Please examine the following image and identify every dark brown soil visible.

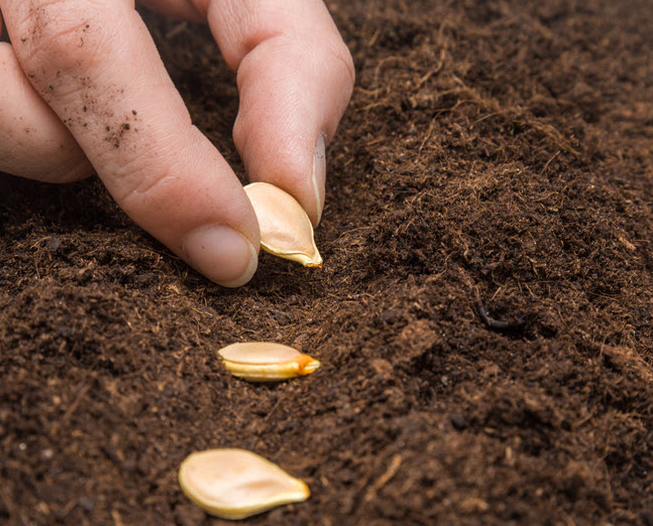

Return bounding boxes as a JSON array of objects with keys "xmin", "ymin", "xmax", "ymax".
[{"xmin": 2, "ymin": 0, "xmax": 653, "ymax": 524}]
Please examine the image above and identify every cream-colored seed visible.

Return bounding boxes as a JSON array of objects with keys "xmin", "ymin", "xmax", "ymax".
[
  {"xmin": 218, "ymin": 342, "xmax": 320, "ymax": 382},
  {"xmin": 244, "ymin": 182, "xmax": 323, "ymax": 268},
  {"xmin": 178, "ymin": 448, "xmax": 310, "ymax": 520}
]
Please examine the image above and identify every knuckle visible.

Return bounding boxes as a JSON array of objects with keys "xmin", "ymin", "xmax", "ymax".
[
  {"xmin": 112, "ymin": 149, "xmax": 181, "ymax": 214},
  {"xmin": 121, "ymin": 169, "xmax": 180, "ymax": 212}
]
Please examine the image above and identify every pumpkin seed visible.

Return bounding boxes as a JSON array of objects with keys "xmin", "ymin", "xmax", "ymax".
[
  {"xmin": 178, "ymin": 448, "xmax": 310, "ymax": 520},
  {"xmin": 218, "ymin": 342, "xmax": 320, "ymax": 382},
  {"xmin": 244, "ymin": 182, "xmax": 323, "ymax": 267}
]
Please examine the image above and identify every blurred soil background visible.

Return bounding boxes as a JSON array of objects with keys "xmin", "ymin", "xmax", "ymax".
[{"xmin": 1, "ymin": 0, "xmax": 653, "ymax": 524}]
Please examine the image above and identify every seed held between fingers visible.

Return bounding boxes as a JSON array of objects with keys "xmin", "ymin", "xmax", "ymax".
[
  {"xmin": 218, "ymin": 342, "xmax": 320, "ymax": 382},
  {"xmin": 178, "ymin": 448, "xmax": 310, "ymax": 520},
  {"xmin": 244, "ymin": 182, "xmax": 323, "ymax": 267}
]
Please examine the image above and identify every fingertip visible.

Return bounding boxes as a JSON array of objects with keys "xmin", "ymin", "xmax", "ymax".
[
  {"xmin": 182, "ymin": 224, "xmax": 259, "ymax": 287},
  {"xmin": 238, "ymin": 127, "xmax": 323, "ymax": 227}
]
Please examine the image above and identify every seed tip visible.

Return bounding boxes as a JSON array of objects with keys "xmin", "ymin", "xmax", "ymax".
[{"xmin": 301, "ymin": 359, "xmax": 321, "ymax": 375}]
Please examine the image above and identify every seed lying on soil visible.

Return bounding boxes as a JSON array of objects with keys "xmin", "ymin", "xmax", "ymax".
[
  {"xmin": 178, "ymin": 448, "xmax": 310, "ymax": 520},
  {"xmin": 244, "ymin": 182, "xmax": 323, "ymax": 267},
  {"xmin": 217, "ymin": 342, "xmax": 320, "ymax": 382}
]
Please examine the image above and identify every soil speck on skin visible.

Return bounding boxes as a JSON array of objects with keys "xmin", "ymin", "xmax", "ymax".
[{"xmin": 1, "ymin": 0, "xmax": 652, "ymax": 524}]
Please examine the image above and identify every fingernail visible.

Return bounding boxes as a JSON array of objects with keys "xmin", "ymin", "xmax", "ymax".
[
  {"xmin": 311, "ymin": 133, "xmax": 326, "ymax": 225},
  {"xmin": 183, "ymin": 225, "xmax": 258, "ymax": 287}
]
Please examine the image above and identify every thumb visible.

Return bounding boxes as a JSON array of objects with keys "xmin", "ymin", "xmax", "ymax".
[{"xmin": 2, "ymin": 0, "xmax": 259, "ymax": 286}]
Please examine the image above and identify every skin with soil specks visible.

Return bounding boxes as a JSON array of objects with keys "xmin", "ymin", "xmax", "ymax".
[{"xmin": 1, "ymin": 1, "xmax": 653, "ymax": 524}]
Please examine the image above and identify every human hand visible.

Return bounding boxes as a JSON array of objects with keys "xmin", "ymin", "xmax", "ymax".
[{"xmin": 0, "ymin": 0, "xmax": 354, "ymax": 286}]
